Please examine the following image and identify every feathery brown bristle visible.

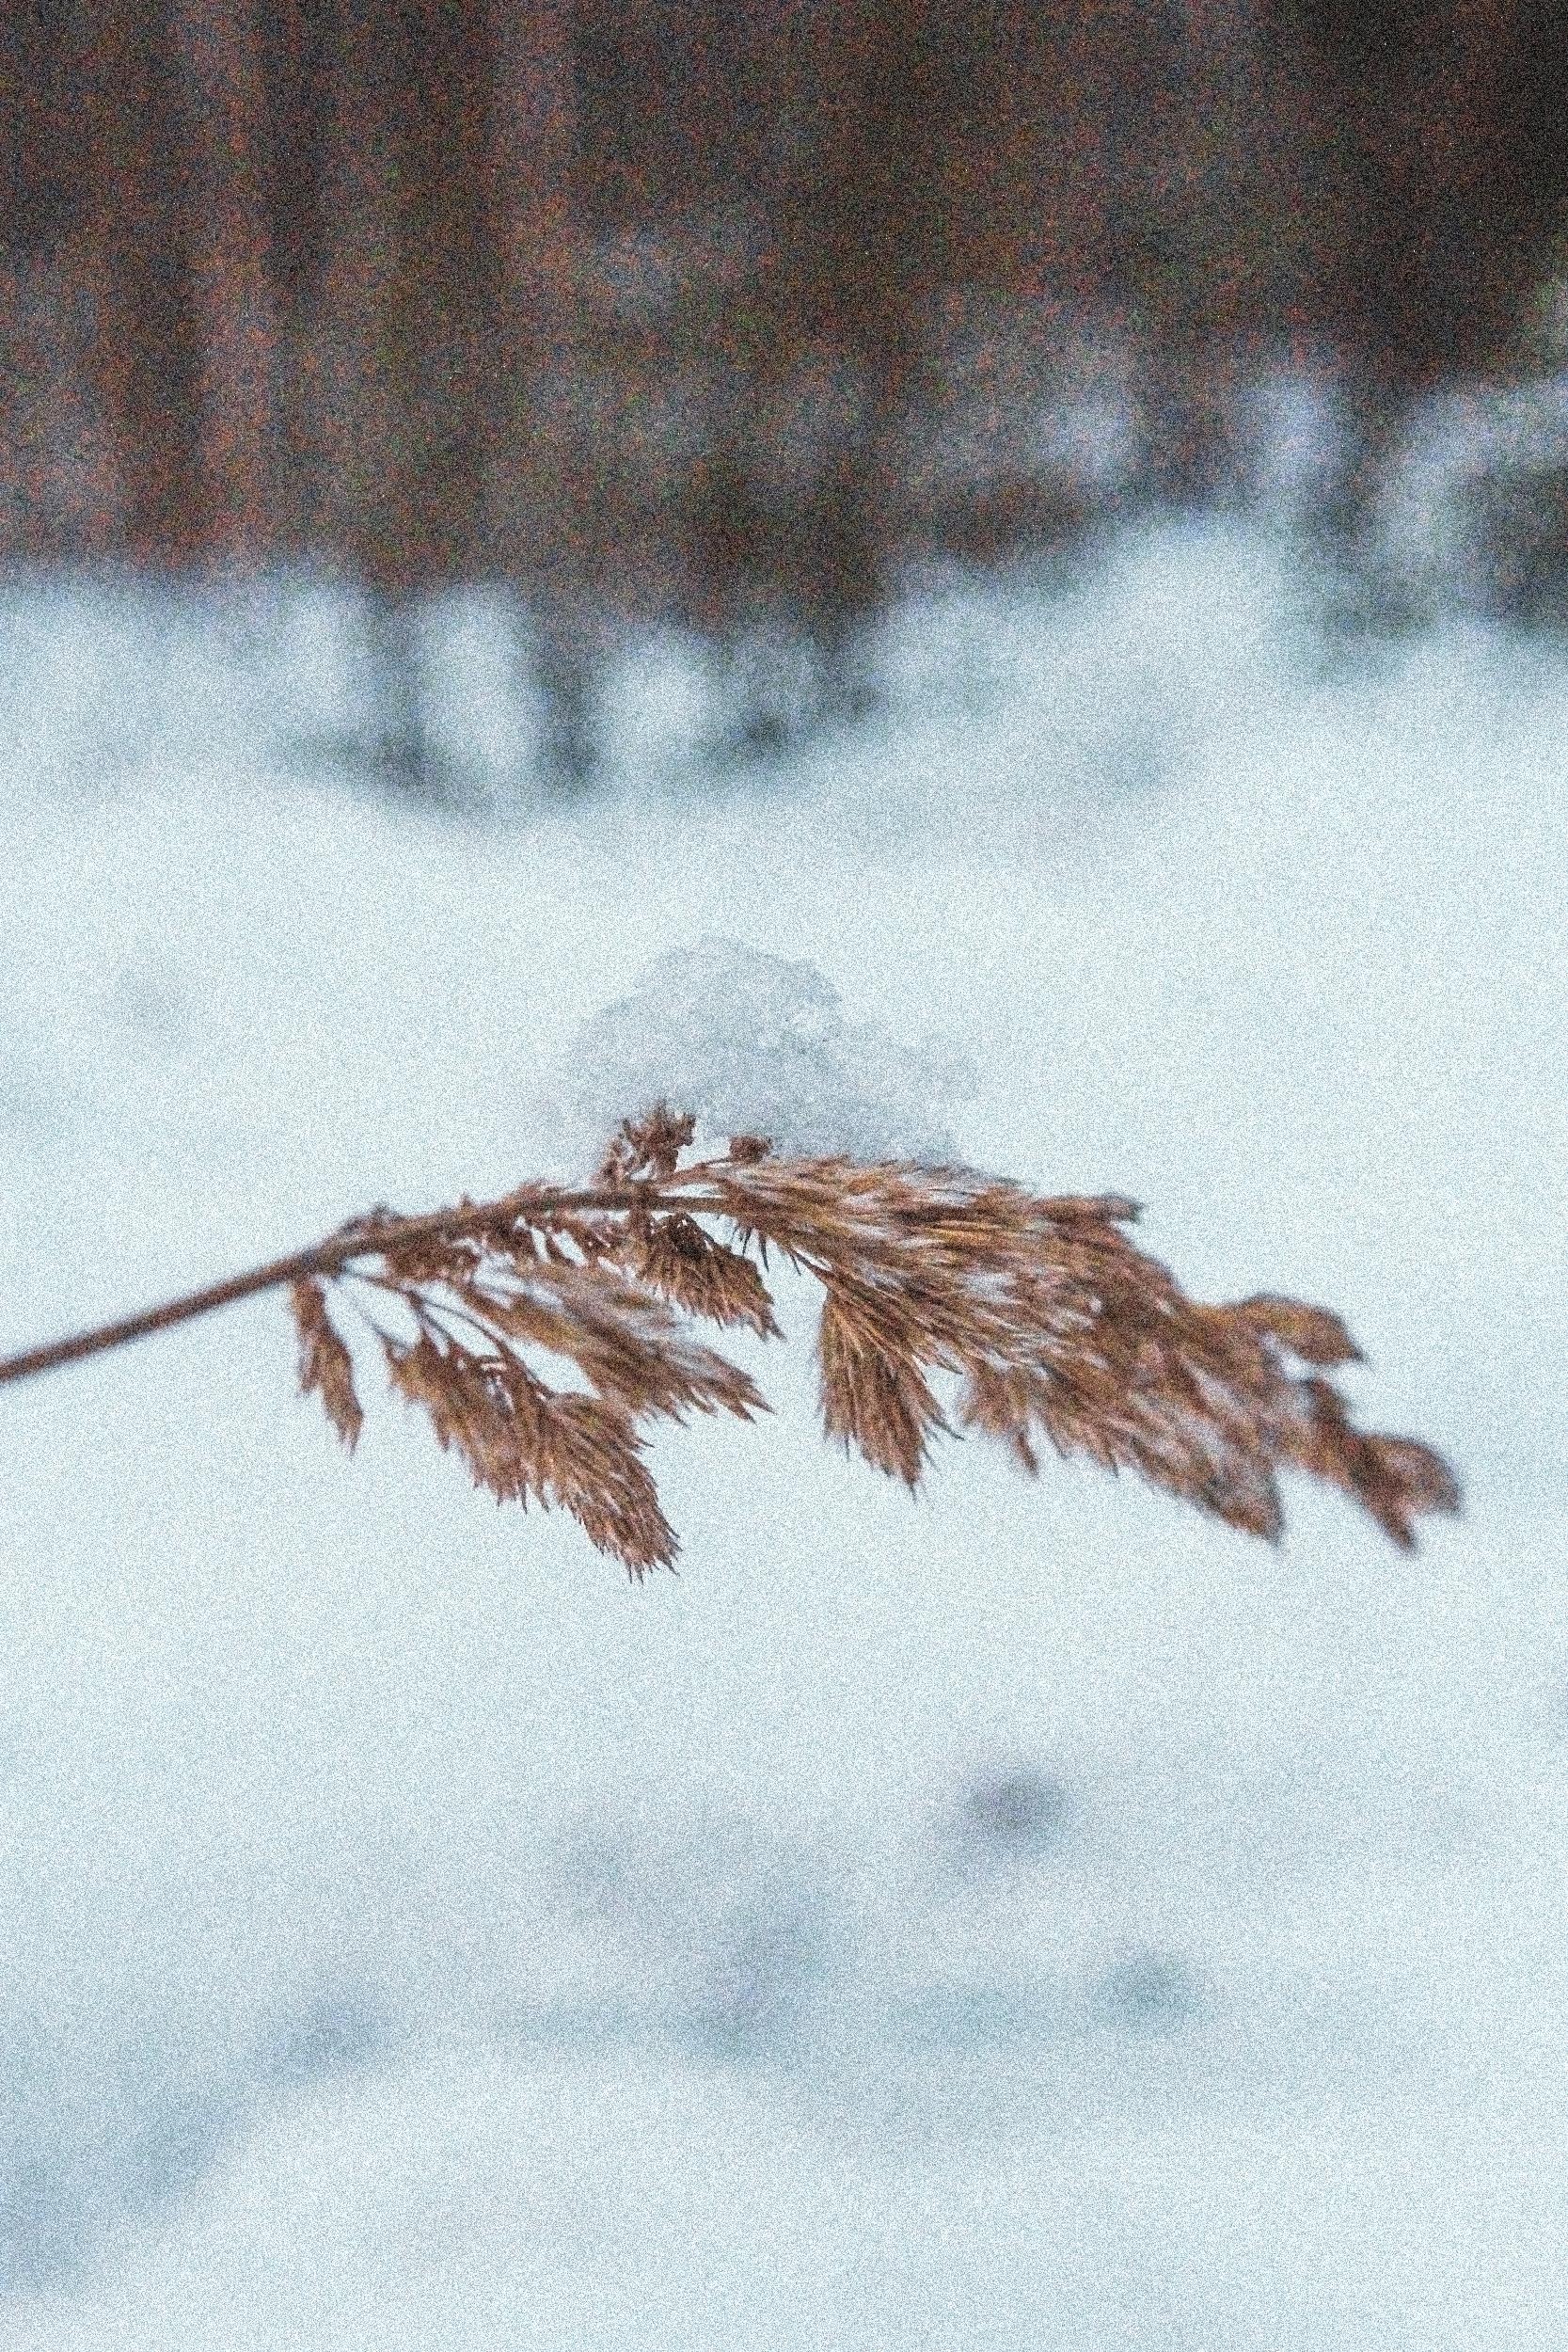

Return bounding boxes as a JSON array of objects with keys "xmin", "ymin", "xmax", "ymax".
[
  {"xmin": 634, "ymin": 1213, "xmax": 780, "ymax": 1337},
  {"xmin": 701, "ymin": 1151, "xmax": 1461, "ymax": 1552},
  {"xmin": 275, "ymin": 1118, "xmax": 1460, "ymax": 1573},
  {"xmin": 289, "ymin": 1278, "xmax": 363, "ymax": 1452},
  {"xmin": 380, "ymin": 1329, "xmax": 680, "ymax": 1574},
  {"xmin": 817, "ymin": 1279, "xmax": 947, "ymax": 1485},
  {"xmin": 0, "ymin": 1099, "xmax": 1458, "ymax": 1577},
  {"xmin": 1229, "ymin": 1294, "xmax": 1364, "ymax": 1367},
  {"xmin": 598, "ymin": 1104, "xmax": 698, "ymax": 1186}
]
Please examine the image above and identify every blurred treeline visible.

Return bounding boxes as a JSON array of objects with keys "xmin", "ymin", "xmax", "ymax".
[{"xmin": 3, "ymin": 0, "xmax": 1566, "ymax": 779}]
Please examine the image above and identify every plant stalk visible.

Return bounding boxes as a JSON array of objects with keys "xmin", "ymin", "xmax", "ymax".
[{"xmin": 0, "ymin": 1178, "xmax": 712, "ymax": 1389}]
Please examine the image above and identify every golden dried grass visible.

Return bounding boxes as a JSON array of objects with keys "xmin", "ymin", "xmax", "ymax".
[
  {"xmin": 0, "ymin": 1107, "xmax": 1460, "ymax": 1576},
  {"xmin": 283, "ymin": 1108, "xmax": 1457, "ymax": 1573}
]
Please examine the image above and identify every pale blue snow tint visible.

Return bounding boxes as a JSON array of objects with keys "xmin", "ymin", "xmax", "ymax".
[{"xmin": 0, "ymin": 506, "xmax": 1564, "ymax": 2349}]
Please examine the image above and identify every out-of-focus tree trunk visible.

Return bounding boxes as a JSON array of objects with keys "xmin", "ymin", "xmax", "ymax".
[
  {"xmin": 682, "ymin": 0, "xmax": 984, "ymax": 743},
  {"xmin": 484, "ymin": 0, "xmax": 591, "ymax": 787},
  {"xmin": 483, "ymin": 0, "xmax": 579, "ymax": 498},
  {"xmin": 1243, "ymin": 0, "xmax": 1568, "ymax": 604},
  {"xmin": 257, "ymin": 0, "xmax": 330, "ymax": 548},
  {"xmin": 397, "ymin": 0, "xmax": 494, "ymax": 584},
  {"xmin": 314, "ymin": 0, "xmax": 409, "ymax": 588},
  {"xmin": 311, "ymin": 0, "xmax": 433, "ymax": 787},
  {"xmin": 1260, "ymin": 0, "xmax": 1568, "ymax": 397},
  {"xmin": 170, "ymin": 0, "xmax": 277, "ymax": 566},
  {"xmin": 69, "ymin": 0, "xmax": 204, "ymax": 560},
  {"xmin": 1123, "ymin": 0, "xmax": 1285, "ymax": 501}
]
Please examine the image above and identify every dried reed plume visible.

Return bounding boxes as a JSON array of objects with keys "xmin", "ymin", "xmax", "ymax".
[{"xmin": 0, "ymin": 1109, "xmax": 1460, "ymax": 1574}]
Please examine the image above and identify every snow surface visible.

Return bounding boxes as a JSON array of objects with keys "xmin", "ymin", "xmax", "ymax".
[
  {"xmin": 2, "ymin": 513, "xmax": 1566, "ymax": 2346},
  {"xmin": 549, "ymin": 935, "xmax": 975, "ymax": 1164}
]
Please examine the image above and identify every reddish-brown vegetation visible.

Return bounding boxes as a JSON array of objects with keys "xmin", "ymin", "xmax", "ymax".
[{"xmin": 0, "ymin": 1110, "xmax": 1460, "ymax": 1577}]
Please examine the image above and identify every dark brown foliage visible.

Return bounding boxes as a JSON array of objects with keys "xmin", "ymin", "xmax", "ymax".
[{"xmin": 4, "ymin": 0, "xmax": 1564, "ymax": 596}]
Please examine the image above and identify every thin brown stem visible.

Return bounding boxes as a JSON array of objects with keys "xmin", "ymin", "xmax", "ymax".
[{"xmin": 0, "ymin": 1177, "xmax": 726, "ymax": 1391}]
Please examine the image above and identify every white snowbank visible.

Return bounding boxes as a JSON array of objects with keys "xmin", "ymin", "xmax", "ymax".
[{"xmin": 1, "ymin": 513, "xmax": 1564, "ymax": 2346}]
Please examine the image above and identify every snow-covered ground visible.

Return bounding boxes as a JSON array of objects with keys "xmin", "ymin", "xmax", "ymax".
[{"xmin": 2, "ymin": 514, "xmax": 1565, "ymax": 2346}]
